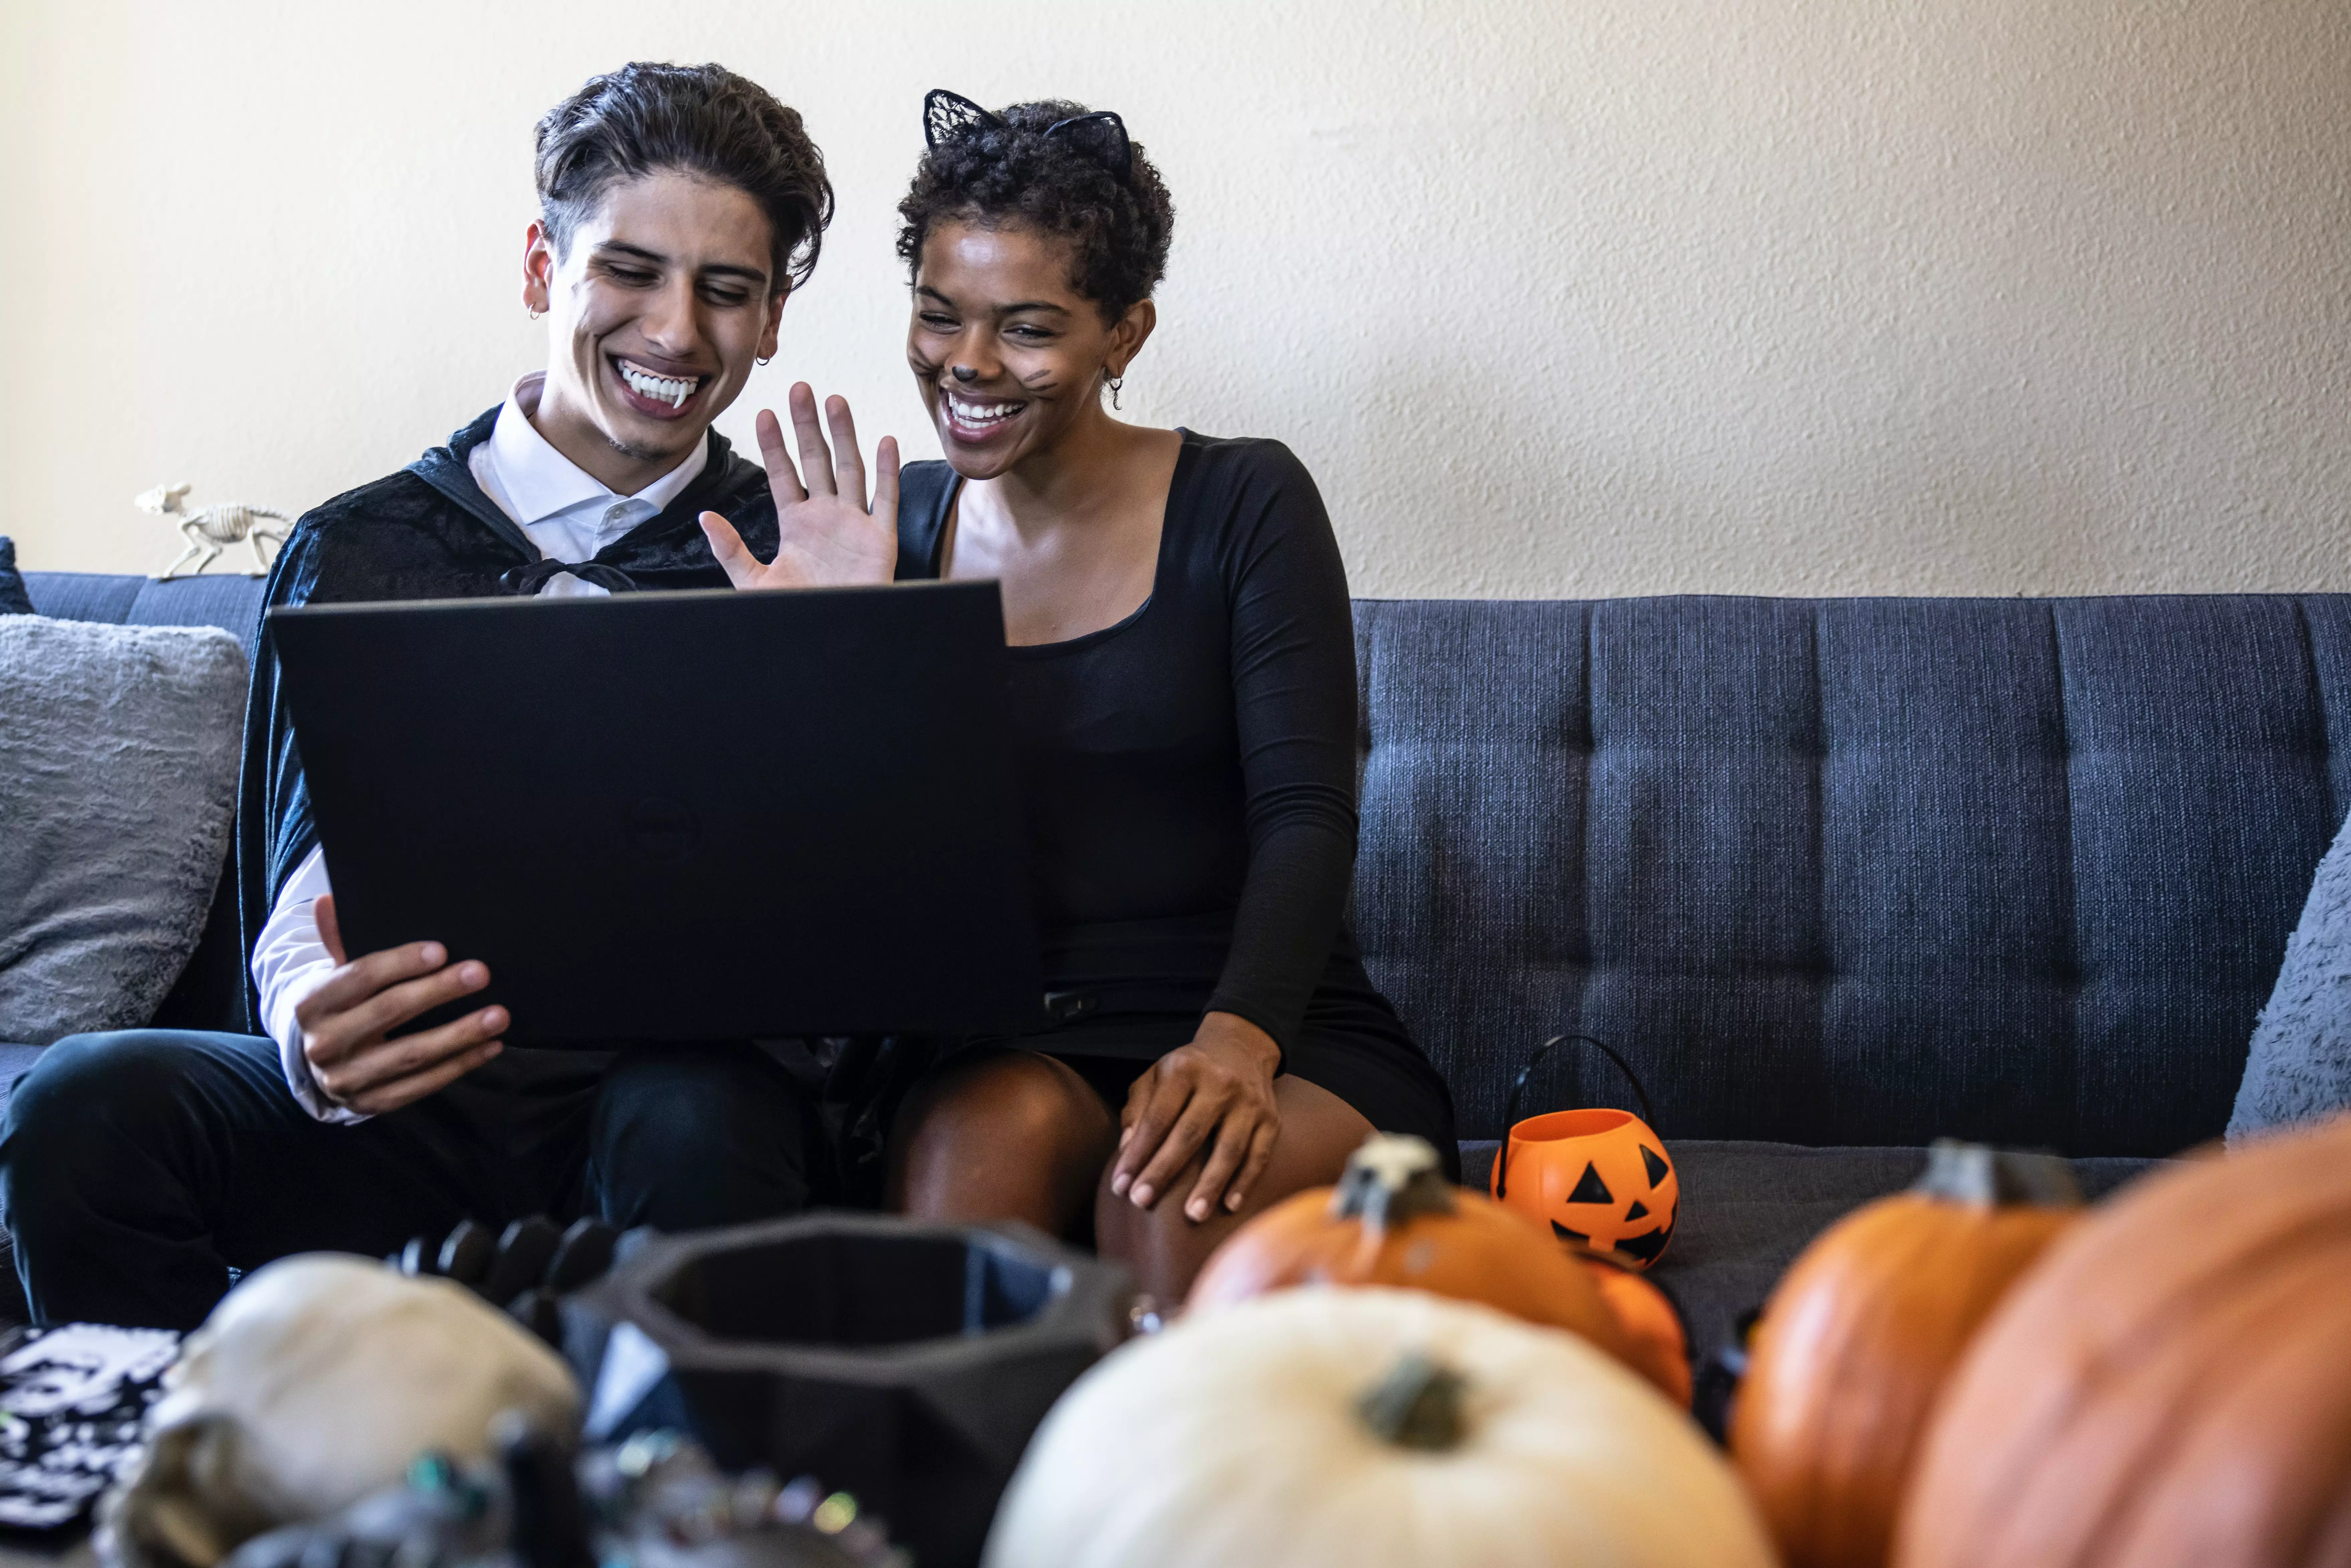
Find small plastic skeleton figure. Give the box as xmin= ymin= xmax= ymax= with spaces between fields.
xmin=139 ymin=482 xmax=293 ymax=579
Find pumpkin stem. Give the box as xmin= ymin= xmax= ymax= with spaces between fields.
xmin=1918 ymin=1139 xmax=2083 ymax=1207
xmin=1357 ymin=1352 xmax=1469 ymax=1451
xmin=1329 ymin=1135 xmax=1457 ymax=1230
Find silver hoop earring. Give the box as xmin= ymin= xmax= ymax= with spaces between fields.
xmin=528 ymin=307 xmax=545 ymax=321
xmin=1108 ymin=373 xmax=1125 ymax=410
xmin=757 ymin=355 xmax=773 ymax=366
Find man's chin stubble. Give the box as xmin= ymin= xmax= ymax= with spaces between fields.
xmin=604 ymin=429 xmax=688 ymax=464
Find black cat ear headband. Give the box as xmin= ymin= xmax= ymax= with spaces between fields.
xmin=922 ymin=88 xmax=1132 ymax=184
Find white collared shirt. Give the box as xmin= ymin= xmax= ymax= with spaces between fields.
xmin=251 ymin=374 xmax=710 ymax=1122
xmin=468 ymin=371 xmax=710 ymax=596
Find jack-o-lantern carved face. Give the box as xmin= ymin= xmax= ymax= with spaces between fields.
xmin=1491 ymin=1109 xmax=1680 ymax=1270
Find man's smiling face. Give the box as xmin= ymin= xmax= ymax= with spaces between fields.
xmin=522 ymin=169 xmax=784 ymax=494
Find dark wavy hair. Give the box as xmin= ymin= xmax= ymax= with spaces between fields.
xmin=535 ymin=62 xmax=834 ymax=292
xmin=896 ymin=99 xmax=1175 ymax=321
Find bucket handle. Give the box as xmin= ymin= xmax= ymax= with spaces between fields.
xmin=1494 ymin=1034 xmax=1657 ymax=1200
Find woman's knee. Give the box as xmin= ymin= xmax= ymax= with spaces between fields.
xmin=888 ymin=1052 xmax=1116 ymax=1221
xmin=904 ymin=1052 xmax=1106 ymax=1144
xmin=1094 ymin=1075 xmax=1373 ymax=1298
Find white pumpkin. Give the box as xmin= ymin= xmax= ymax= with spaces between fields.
xmin=99 ymin=1254 xmax=580 ymax=1568
xmin=984 ymin=1286 xmax=1777 ymax=1568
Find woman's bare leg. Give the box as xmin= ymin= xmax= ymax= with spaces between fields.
xmin=885 ymin=1049 xmax=1119 ymax=1236
xmin=1094 ymin=1075 xmax=1373 ymax=1304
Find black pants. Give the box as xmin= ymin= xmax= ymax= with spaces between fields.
xmin=0 ymin=1030 xmax=827 ymax=1329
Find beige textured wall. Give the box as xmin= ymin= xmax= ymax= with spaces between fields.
xmin=4 ymin=0 xmax=2346 ymax=597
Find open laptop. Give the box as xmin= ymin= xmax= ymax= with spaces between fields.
xmin=267 ymin=582 xmax=1042 ymax=1045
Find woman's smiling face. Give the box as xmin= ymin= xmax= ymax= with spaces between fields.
xmin=906 ymin=220 xmax=1152 ymax=480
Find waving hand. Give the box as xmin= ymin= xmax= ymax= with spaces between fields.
xmin=700 ymin=382 xmax=899 ymax=589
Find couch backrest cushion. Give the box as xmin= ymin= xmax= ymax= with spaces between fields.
xmin=1353 ymin=596 xmax=2351 ymax=1158
xmin=24 ymin=572 xmax=269 ymax=646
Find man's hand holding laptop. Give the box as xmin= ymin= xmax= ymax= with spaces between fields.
xmin=293 ymin=894 xmax=508 ymax=1117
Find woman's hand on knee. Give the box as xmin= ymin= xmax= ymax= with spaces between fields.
xmin=1111 ymin=1012 xmax=1282 ymax=1223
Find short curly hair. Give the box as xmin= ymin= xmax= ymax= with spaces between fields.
xmin=536 ymin=62 xmax=834 ymax=292
xmin=896 ymin=100 xmax=1175 ymax=322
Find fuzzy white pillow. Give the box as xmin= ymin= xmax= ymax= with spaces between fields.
xmin=2230 ymin=808 xmax=2351 ymax=1143
xmin=0 ymin=616 xmax=246 ymax=1044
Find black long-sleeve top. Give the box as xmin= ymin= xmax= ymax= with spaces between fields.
xmin=895 ymin=431 xmax=1389 ymax=1056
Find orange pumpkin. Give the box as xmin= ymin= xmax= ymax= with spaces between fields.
xmin=1188 ymin=1134 xmax=1633 ymax=1368
xmin=1730 ymin=1141 xmax=2083 ymax=1568
xmin=1493 ymin=1107 xmax=1681 ymax=1268
xmin=1894 ymin=1113 xmax=2351 ymax=1568
xmin=1577 ymin=1249 xmax=1693 ymax=1407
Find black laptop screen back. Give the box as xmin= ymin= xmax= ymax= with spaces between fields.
xmin=269 ymin=583 xmax=1041 ymax=1045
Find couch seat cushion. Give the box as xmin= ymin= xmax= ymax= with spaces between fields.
xmin=1460 ymin=1139 xmax=2157 ymax=1362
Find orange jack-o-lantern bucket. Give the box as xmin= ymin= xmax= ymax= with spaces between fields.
xmin=1490 ymin=1034 xmax=1680 ymax=1270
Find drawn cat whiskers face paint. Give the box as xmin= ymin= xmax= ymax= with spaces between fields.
xmin=905 ymin=222 xmax=1131 ymax=483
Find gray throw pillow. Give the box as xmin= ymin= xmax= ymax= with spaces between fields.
xmin=2229 ymin=807 xmax=2351 ymax=1143
xmin=0 ymin=538 xmax=32 ymax=616
xmin=0 ymin=617 xmax=246 ymax=1045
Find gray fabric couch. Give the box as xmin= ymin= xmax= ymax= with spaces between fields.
xmin=16 ymin=577 xmax=2344 ymax=1355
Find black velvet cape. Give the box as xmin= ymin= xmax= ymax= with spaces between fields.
xmin=231 ymin=406 xmax=779 ymax=1028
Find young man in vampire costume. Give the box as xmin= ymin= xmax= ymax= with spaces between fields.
xmin=0 ymin=61 xmax=904 ymax=1330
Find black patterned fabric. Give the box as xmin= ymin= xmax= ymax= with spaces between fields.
xmin=1354 ymin=595 xmax=2351 ymax=1156
xmin=0 ymin=1323 xmax=177 ymax=1529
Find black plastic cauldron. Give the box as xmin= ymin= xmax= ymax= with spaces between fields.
xmin=558 ymin=1213 xmax=1131 ymax=1568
